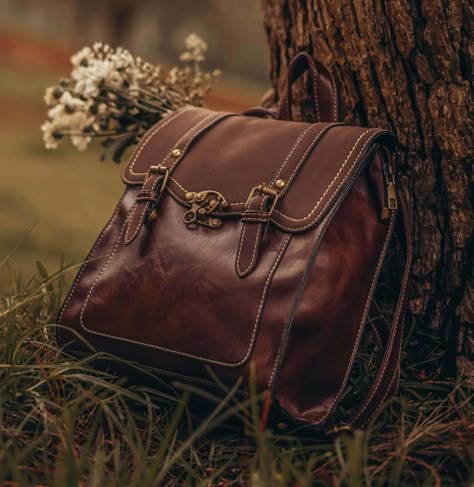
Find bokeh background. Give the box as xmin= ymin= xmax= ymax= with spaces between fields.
xmin=0 ymin=0 xmax=270 ymax=284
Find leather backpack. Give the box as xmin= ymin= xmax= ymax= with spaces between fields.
xmin=58 ymin=53 xmax=411 ymax=430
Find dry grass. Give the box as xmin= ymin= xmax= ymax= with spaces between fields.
xmin=0 ymin=255 xmax=472 ymax=486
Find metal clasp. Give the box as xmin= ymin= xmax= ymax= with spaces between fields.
xmin=183 ymin=190 xmax=229 ymax=229
xmin=245 ymin=183 xmax=279 ymax=216
xmin=144 ymin=164 xmax=170 ymax=222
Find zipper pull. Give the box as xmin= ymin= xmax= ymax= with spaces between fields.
xmin=382 ymin=162 xmax=398 ymax=221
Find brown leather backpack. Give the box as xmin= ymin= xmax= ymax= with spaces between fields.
xmin=58 ymin=53 xmax=411 ymax=430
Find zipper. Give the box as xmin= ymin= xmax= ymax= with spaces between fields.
xmin=382 ymin=159 xmax=398 ymax=221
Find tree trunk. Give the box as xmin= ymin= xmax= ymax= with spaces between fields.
xmin=261 ymin=0 xmax=474 ymax=378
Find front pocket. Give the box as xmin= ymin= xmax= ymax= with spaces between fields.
xmin=80 ymin=195 xmax=291 ymax=367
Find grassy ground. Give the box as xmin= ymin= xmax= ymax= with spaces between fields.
xmin=0 ymin=259 xmax=473 ymax=486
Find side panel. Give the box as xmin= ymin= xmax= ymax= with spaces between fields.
xmin=273 ymin=153 xmax=393 ymax=425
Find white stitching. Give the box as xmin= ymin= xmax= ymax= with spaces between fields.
xmin=80 ymin=218 xmax=291 ymax=367
xmin=236 ymin=192 xmax=267 ymax=277
xmin=329 ymin=69 xmax=338 ymax=122
xmin=124 ymin=106 xmax=192 ymax=178
xmin=127 ymin=117 xmax=376 ymax=231
xmin=169 ymin=129 xmax=381 ymax=234
xmin=275 ymin=124 xmax=333 ymax=191
xmin=311 ymin=58 xmax=321 ymax=122
xmin=57 ymin=194 xmax=125 ymax=345
xmin=272 ymin=126 xmax=312 ymax=181
xmin=273 ymin=128 xmax=378 ymax=222
xmin=236 ymin=222 xmax=263 ymax=277
xmin=169 ymin=176 xmax=187 ymax=192
xmin=172 ymin=127 xmax=377 ymax=231
xmin=124 ymin=201 xmax=141 ymax=244
xmin=316 ymin=212 xmax=396 ymax=424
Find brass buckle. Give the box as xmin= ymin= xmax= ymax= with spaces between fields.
xmin=147 ymin=164 xmax=170 ymax=193
xmin=245 ymin=184 xmax=279 ymax=216
xmin=183 ymin=190 xmax=229 ymax=229
xmin=144 ymin=165 xmax=170 ymax=222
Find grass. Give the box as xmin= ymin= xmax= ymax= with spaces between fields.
xmin=0 ymin=255 xmax=472 ymax=486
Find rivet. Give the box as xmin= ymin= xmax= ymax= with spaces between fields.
xmin=171 ymin=148 xmax=182 ymax=158
xmin=184 ymin=192 xmax=194 ymax=201
xmin=275 ymin=179 xmax=286 ymax=189
xmin=212 ymin=219 xmax=222 ymax=227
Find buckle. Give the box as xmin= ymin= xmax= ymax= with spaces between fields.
xmin=245 ymin=183 xmax=279 ymax=216
xmin=144 ymin=164 xmax=170 ymax=222
xmin=147 ymin=164 xmax=170 ymax=193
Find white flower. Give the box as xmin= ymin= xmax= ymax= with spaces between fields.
xmin=41 ymin=121 xmax=60 ymax=149
xmin=44 ymin=86 xmax=58 ymax=106
xmin=184 ymin=33 xmax=207 ymax=53
xmin=71 ymin=134 xmax=91 ymax=151
xmin=71 ymin=46 xmax=93 ymax=67
xmin=41 ymin=35 xmax=219 ymax=159
xmin=180 ymin=33 xmax=208 ymax=63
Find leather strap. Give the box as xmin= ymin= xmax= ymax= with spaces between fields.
xmin=125 ymin=110 xmax=233 ymax=245
xmin=235 ymin=123 xmax=336 ymax=276
xmin=348 ymin=192 xmax=412 ymax=428
xmin=277 ymin=52 xmax=338 ymax=123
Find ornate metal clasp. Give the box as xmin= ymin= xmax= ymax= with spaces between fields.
xmin=183 ymin=190 xmax=229 ymax=229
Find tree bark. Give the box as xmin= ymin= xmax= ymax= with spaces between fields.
xmin=261 ymin=0 xmax=473 ymax=378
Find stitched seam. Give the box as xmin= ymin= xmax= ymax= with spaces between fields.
xmin=80 ymin=225 xmax=291 ymax=367
xmin=169 ymin=124 xmax=379 ymax=231
xmin=275 ymin=124 xmax=333 ymax=191
xmin=169 ymin=131 xmax=381 ymax=234
xmin=166 ymin=124 xmax=321 ymax=208
xmin=144 ymin=126 xmax=380 ymax=232
xmin=169 ymin=176 xmax=187 ymax=192
xmin=311 ymin=60 xmax=321 ymax=122
xmin=237 ymin=223 xmax=262 ymax=276
xmin=328 ymin=68 xmax=338 ymax=121
xmin=235 ymin=223 xmax=248 ymax=275
xmin=125 ymin=107 xmax=191 ymax=178
xmin=167 ymin=112 xmax=227 ymax=173
xmin=57 ymin=194 xmax=124 ymax=345
xmin=317 ymin=212 xmax=396 ymax=424
xmin=273 ymin=128 xmax=378 ymax=222
xmin=352 ymin=224 xmax=408 ymax=423
xmin=271 ymin=134 xmax=380 ymax=232
xmin=272 ymin=126 xmax=312 ymax=181
xmin=236 ymin=195 xmax=266 ymax=276
xmin=125 ymin=201 xmax=141 ymax=243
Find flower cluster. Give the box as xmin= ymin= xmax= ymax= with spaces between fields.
xmin=42 ymin=34 xmax=220 ymax=162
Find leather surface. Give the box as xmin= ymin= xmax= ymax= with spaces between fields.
xmin=58 ymin=102 xmax=407 ymax=428
xmin=121 ymin=107 xmax=395 ymax=232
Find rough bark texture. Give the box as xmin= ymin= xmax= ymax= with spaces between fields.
xmin=261 ymin=0 xmax=473 ymax=378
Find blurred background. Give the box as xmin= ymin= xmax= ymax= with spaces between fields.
xmin=0 ymin=0 xmax=270 ymax=284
